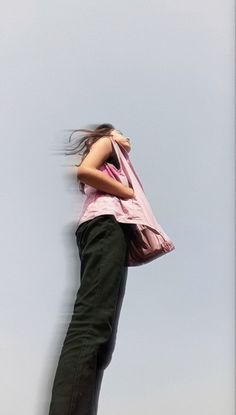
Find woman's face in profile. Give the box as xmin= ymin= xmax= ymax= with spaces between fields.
xmin=110 ymin=129 xmax=131 ymax=152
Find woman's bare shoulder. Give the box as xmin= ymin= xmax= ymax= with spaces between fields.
xmin=79 ymin=136 xmax=113 ymax=171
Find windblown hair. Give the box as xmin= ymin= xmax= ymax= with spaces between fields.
xmin=65 ymin=123 xmax=115 ymax=194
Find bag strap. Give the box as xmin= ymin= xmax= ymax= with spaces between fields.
xmin=108 ymin=137 xmax=127 ymax=168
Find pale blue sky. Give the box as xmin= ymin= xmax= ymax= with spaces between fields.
xmin=0 ymin=1 xmax=234 ymax=414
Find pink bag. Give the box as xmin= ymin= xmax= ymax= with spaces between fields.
xmin=104 ymin=138 xmax=175 ymax=266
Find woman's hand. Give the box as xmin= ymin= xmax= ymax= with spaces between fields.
xmin=123 ymin=185 xmax=134 ymax=199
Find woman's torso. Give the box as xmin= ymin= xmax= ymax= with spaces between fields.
xmin=77 ymin=143 xmax=135 ymax=226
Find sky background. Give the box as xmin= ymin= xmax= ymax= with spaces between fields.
xmin=0 ymin=1 xmax=235 ymax=414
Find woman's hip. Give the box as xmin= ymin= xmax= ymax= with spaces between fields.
xmin=75 ymin=214 xmax=129 ymax=265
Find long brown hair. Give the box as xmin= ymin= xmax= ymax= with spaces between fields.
xmin=65 ymin=123 xmax=115 ymax=194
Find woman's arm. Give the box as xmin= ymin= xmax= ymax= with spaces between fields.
xmin=77 ymin=137 xmax=134 ymax=199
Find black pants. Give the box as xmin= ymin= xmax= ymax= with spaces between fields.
xmin=48 ymin=214 xmax=129 ymax=415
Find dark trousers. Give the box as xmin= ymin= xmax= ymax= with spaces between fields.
xmin=48 ymin=214 xmax=129 ymax=415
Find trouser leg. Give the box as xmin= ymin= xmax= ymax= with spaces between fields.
xmin=92 ymin=264 xmax=128 ymax=415
xmin=48 ymin=215 xmax=129 ymax=415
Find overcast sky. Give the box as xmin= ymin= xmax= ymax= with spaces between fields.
xmin=0 ymin=1 xmax=234 ymax=414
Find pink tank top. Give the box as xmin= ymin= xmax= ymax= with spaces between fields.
xmin=77 ymin=138 xmax=175 ymax=266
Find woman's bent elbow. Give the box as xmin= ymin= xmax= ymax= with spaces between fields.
xmin=77 ymin=166 xmax=87 ymax=179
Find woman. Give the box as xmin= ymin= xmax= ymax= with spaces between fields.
xmin=48 ymin=123 xmax=136 ymax=415
xmin=48 ymin=123 xmax=175 ymax=415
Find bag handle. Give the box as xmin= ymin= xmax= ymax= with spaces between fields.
xmin=108 ymin=136 xmax=128 ymax=168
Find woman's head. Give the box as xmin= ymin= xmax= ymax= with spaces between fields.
xmin=64 ymin=123 xmax=129 ymax=194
